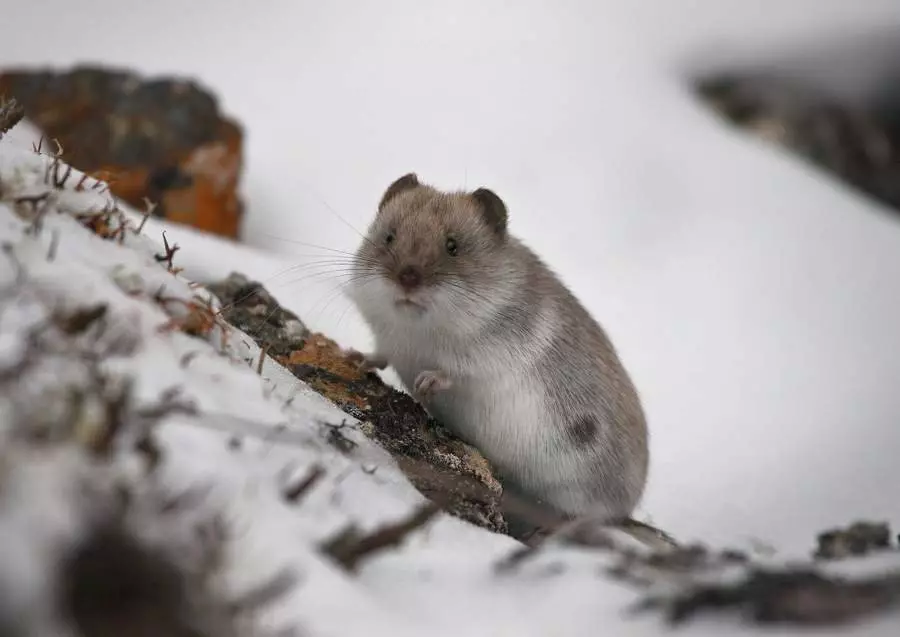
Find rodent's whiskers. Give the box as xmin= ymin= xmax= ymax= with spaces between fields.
xmin=277 ymin=267 xmax=382 ymax=292
xmin=211 ymin=259 xmax=379 ymax=328
xmin=303 ymin=273 xmax=376 ymax=323
xmin=205 ymin=239 xmax=380 ymax=315
xmin=280 ymin=256 xmax=381 ymax=273
xmin=241 ymin=271 xmax=380 ymax=341
xmin=256 ymin=233 xmax=374 ymax=261
xmin=381 ymin=240 xmax=400 ymax=268
xmin=285 ymin=180 xmax=388 ymax=264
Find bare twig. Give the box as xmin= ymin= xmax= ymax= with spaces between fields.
xmin=154 ymin=231 xmax=180 ymax=272
xmin=157 ymin=484 xmax=214 ymax=515
xmin=83 ymin=375 xmax=134 ymax=457
xmin=227 ymin=568 xmax=300 ymax=616
xmin=48 ymin=156 xmax=73 ymax=188
xmin=135 ymin=432 xmax=163 ymax=473
xmin=1 ymin=242 xmax=24 ymax=285
xmin=256 ymin=344 xmax=269 ymax=375
xmin=282 ymin=464 xmax=325 ymax=504
xmin=47 ymin=229 xmax=60 ymax=262
xmin=74 ymin=172 xmax=90 ymax=192
xmin=12 ymin=191 xmax=54 ymax=236
xmin=494 ymin=544 xmax=541 ymax=574
xmin=136 ymin=198 xmax=156 ymax=235
xmin=134 ymin=387 xmax=197 ymax=421
xmin=320 ymin=502 xmax=440 ymax=570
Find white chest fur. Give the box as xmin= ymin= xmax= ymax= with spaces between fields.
xmin=353 ymin=279 xmax=568 ymax=492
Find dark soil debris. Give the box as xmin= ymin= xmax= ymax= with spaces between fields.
xmin=60 ymin=520 xmax=237 ymax=637
xmin=321 ymin=421 xmax=358 ymax=454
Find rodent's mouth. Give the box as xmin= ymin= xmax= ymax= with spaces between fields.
xmin=394 ymin=297 xmax=426 ymax=312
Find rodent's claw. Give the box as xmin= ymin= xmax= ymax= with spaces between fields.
xmin=413 ymin=370 xmax=452 ymax=398
xmin=345 ymin=348 xmax=388 ymax=373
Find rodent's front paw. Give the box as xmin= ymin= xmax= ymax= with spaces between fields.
xmin=345 ymin=348 xmax=388 ymax=373
xmin=413 ymin=370 xmax=452 ymax=398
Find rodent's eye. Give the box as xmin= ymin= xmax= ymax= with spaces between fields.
xmin=445 ymin=237 xmax=458 ymax=256
xmin=384 ymin=231 xmax=395 ymax=246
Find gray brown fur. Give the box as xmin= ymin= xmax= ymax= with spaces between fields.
xmin=347 ymin=174 xmax=649 ymax=524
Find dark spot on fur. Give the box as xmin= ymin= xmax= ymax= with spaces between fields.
xmin=568 ymin=415 xmax=599 ymax=445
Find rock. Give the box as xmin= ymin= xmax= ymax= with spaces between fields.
xmin=0 ymin=65 xmax=244 ymax=239
xmin=204 ymin=272 xmax=510 ymax=536
xmin=696 ymin=73 xmax=900 ymax=214
xmin=204 ymin=273 xmax=309 ymax=358
xmin=281 ymin=333 xmax=509 ymax=535
xmin=634 ymin=523 xmax=900 ymax=627
xmin=203 ymin=273 xmax=684 ymax=547
xmin=0 ymin=95 xmax=24 ymax=139
xmin=814 ymin=520 xmax=894 ymax=560
xmin=641 ymin=567 xmax=900 ymax=626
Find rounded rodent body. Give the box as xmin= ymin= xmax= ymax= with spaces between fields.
xmin=347 ymin=174 xmax=649 ymax=523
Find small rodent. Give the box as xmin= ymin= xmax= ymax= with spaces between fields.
xmin=347 ymin=173 xmax=649 ymax=528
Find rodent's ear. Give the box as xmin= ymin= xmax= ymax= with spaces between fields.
xmin=471 ymin=188 xmax=508 ymax=235
xmin=379 ymin=173 xmax=420 ymax=211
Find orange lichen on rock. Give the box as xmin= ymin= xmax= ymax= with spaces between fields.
xmin=106 ymin=120 xmax=243 ymax=239
xmin=277 ymin=332 xmax=371 ymax=410
xmin=0 ymin=65 xmax=245 ymax=239
xmin=282 ymin=333 xmax=367 ymax=382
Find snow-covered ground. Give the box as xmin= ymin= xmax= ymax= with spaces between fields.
xmin=4 ymin=122 xmax=900 ymax=637
xmin=0 ymin=138 xmax=518 ymax=637
xmin=2 ymin=0 xmax=900 ymax=615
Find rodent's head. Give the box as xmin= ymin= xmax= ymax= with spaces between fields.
xmin=352 ymin=173 xmax=510 ymax=315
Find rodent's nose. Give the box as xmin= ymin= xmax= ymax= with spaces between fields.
xmin=397 ymin=266 xmax=422 ymax=290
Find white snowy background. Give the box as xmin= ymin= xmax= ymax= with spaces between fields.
xmin=2 ymin=1 xmax=900 ymax=628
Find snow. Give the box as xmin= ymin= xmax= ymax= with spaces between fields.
xmin=0 ymin=128 xmax=751 ymax=637
xmin=7 ymin=0 xmax=899 ymax=551
xmin=2 ymin=1 xmax=900 ymax=633
xmin=0 ymin=138 xmax=510 ymax=636
xmin=3 ymin=121 xmax=899 ymax=637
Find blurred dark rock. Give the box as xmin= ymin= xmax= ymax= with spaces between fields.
xmin=0 ymin=95 xmax=24 ymax=139
xmin=814 ymin=520 xmax=894 ymax=560
xmin=697 ymin=73 xmax=900 ymax=214
xmin=642 ymin=567 xmax=900 ymax=627
xmin=0 ymin=65 xmax=244 ymax=239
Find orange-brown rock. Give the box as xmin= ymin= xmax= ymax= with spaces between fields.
xmin=0 ymin=65 xmax=244 ymax=239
